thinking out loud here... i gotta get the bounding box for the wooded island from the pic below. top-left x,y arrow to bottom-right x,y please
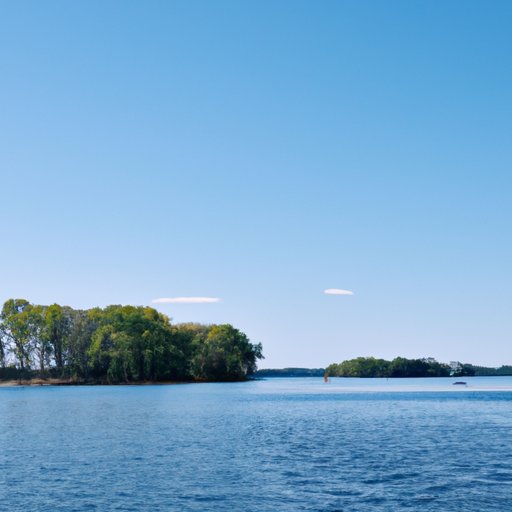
0,299 -> 263,383
327,357 -> 475,378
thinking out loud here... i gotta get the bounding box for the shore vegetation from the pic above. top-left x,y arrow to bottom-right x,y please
326,357 -> 475,378
0,299 -> 263,384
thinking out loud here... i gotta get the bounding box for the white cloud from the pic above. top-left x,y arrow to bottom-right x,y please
324,288 -> 354,296
152,297 -> 221,304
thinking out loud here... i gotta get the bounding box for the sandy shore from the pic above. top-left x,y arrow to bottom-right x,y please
0,378 -> 197,386
0,378 -> 81,387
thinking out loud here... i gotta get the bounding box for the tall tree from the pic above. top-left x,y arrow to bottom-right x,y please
0,329 -> 5,367
0,299 -> 34,370
66,309 -> 98,378
43,304 -> 70,371
30,305 -> 48,373
191,324 -> 263,381
0,298 -> 264,382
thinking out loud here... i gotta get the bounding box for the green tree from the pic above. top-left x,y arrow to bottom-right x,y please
87,305 -> 188,382
0,298 -> 263,383
0,326 -> 5,368
65,309 -> 98,379
43,304 -> 71,371
30,305 -> 49,373
191,324 -> 263,381
0,299 -> 35,370
333,357 -> 390,377
328,356 -> 452,378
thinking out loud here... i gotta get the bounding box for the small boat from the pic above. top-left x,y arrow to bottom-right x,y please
453,381 -> 467,385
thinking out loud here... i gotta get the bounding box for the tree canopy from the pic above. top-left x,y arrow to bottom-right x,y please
0,299 -> 263,383
326,357 -> 475,378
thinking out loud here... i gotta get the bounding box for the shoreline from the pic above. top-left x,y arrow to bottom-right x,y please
0,378 -> 195,387
0,377 -> 254,387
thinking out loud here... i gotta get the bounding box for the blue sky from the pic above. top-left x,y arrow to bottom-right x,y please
1,1 -> 511,367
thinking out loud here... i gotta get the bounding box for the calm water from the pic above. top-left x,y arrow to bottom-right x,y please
1,377 -> 512,511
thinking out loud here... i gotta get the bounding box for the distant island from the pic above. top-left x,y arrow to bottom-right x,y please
255,368 -> 325,378
326,357 -> 512,378
256,358 -> 512,379
0,299 -> 263,384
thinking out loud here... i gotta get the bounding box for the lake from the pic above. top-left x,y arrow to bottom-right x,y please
1,377 -> 512,511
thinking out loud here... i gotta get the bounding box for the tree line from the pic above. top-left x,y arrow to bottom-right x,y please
255,368 -> 325,377
463,364 -> 512,376
0,299 -> 263,383
326,357 -> 475,378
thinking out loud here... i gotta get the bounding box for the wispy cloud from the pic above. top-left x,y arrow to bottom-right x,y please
324,288 -> 354,296
152,297 -> 221,304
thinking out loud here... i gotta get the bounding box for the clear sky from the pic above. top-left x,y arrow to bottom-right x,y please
1,1 -> 511,368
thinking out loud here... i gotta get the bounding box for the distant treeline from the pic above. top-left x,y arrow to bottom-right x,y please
255,368 -> 325,378
243,360 -> 512,380
466,365 -> 512,376
0,299 -> 263,383
326,357 -> 474,378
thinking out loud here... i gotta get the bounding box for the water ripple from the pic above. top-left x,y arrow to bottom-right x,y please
1,379 -> 512,511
